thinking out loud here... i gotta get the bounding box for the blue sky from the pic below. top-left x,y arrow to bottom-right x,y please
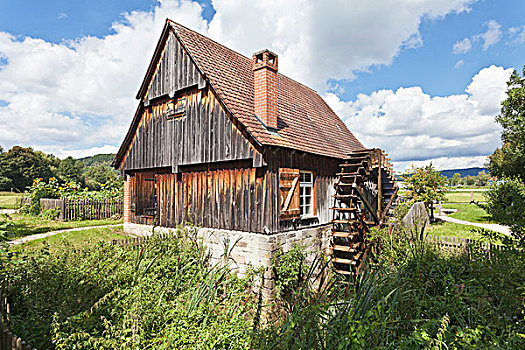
0,0 -> 523,170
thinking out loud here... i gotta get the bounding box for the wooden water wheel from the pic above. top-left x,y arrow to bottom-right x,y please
331,148 -> 398,276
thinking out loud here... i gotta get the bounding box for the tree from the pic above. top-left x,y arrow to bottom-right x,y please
84,164 -> 117,190
57,156 -> 84,184
488,67 -> 525,179
451,173 -> 461,187
0,146 -> 54,191
474,170 -> 491,187
402,164 -> 448,218
485,178 -> 525,243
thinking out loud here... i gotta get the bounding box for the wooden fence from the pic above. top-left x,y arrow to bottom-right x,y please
0,295 -> 35,350
18,197 -> 31,207
40,198 -> 123,221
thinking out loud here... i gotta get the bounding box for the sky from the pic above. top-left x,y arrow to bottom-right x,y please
0,0 -> 524,171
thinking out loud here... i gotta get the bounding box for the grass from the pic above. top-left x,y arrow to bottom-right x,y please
444,191 -> 486,203
0,192 -> 24,209
0,212 -> 123,239
441,203 -> 491,223
13,226 -> 131,253
426,221 -> 485,240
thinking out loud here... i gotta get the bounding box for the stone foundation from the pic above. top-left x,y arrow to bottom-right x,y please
123,223 -> 331,299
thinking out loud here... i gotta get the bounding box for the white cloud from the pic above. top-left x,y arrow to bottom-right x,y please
208,0 -> 474,87
0,0 -> 476,159
57,13 -> 68,20
452,19 -> 502,54
454,59 -> 464,68
508,24 -> 525,45
395,155 -> 489,172
453,38 -> 472,54
325,65 -> 513,172
479,20 -> 502,50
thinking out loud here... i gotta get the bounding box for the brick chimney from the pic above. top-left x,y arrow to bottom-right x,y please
253,49 -> 278,130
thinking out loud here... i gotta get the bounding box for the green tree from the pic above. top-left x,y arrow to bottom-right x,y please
485,178 -> 525,243
0,146 -> 54,191
488,67 -> 525,179
451,173 -> 461,187
57,157 -> 84,184
84,164 -> 117,190
474,170 -> 491,187
402,164 -> 448,217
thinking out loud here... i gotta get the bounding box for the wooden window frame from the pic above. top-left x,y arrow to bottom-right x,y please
166,96 -> 187,120
299,170 -> 315,218
279,168 -> 317,220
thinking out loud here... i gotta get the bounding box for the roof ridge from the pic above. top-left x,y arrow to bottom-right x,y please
169,19 -> 318,95
169,20 -> 252,61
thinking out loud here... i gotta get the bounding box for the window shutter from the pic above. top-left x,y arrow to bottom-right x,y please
279,168 -> 300,219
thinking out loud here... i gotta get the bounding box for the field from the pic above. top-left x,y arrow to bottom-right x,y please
441,203 -> 491,223
443,190 -> 486,203
13,225 -> 130,253
0,192 -> 24,209
426,221 -> 487,239
0,212 -> 123,239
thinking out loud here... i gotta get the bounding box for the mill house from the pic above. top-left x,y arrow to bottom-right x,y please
113,20 -> 397,290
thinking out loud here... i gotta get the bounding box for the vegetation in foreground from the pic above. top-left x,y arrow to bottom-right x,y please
1,223 -> 523,349
0,212 -> 122,240
3,226 -> 257,349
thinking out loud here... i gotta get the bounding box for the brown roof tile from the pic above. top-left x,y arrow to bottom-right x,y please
171,21 -> 364,159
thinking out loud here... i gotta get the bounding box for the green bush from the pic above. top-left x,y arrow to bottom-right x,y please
271,244 -> 308,303
2,224 -> 524,349
2,227 -> 258,349
484,178 -> 525,243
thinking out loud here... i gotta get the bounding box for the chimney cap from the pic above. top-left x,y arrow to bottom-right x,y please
252,49 -> 278,71
252,49 -> 278,58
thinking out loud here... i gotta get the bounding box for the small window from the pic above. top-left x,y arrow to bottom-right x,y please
166,97 -> 186,120
299,171 -> 314,216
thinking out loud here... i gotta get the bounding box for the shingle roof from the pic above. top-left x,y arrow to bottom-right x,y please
166,21 -> 364,159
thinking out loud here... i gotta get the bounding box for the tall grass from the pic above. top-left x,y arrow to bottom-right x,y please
1,223 -> 524,349
257,224 -> 524,349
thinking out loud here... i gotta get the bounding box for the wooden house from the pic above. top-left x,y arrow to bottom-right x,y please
113,20 -> 397,281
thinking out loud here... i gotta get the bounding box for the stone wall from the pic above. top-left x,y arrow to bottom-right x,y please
123,223 -> 331,299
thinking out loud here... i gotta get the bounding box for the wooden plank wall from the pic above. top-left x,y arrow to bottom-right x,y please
120,88 -> 258,173
130,160 -> 278,233
128,149 -> 339,233
145,31 -> 205,102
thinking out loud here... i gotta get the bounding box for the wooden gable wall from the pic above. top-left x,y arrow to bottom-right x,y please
119,30 -> 261,174
145,31 -> 206,103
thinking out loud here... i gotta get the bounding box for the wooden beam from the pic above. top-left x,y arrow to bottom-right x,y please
352,182 -> 380,225
380,185 -> 399,223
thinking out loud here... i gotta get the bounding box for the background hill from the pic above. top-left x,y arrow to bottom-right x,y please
78,154 -> 115,167
439,167 -> 486,178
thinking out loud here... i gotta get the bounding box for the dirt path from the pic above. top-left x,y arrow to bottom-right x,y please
0,209 -> 19,214
435,214 -> 511,236
7,224 -> 123,246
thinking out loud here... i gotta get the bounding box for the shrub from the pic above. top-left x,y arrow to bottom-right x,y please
484,178 -> 525,243
2,227 -> 258,349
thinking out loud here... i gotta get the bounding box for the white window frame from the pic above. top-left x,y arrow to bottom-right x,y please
299,171 -> 314,217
